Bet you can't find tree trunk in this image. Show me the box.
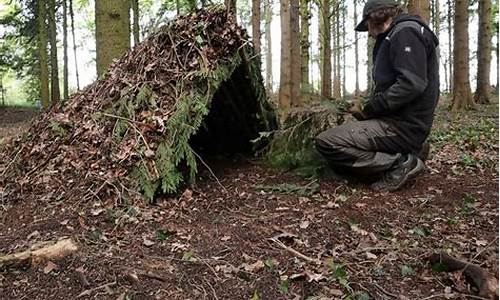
[63,0,69,101]
[341,2,346,98]
[280,0,292,109]
[333,0,341,99]
[252,0,261,56]
[447,0,453,92]
[38,0,50,108]
[48,0,60,104]
[95,0,131,77]
[132,0,140,46]
[300,0,310,89]
[264,0,273,92]
[69,0,80,91]
[225,0,237,22]
[474,0,492,104]
[320,0,331,98]
[354,0,360,96]
[367,37,375,94]
[407,0,431,23]
[452,0,474,111]
[290,0,301,106]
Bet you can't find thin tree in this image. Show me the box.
[452,0,474,110]
[225,0,237,21]
[252,0,261,55]
[132,0,140,46]
[95,0,131,77]
[447,0,453,92]
[38,0,50,108]
[63,0,69,101]
[320,0,331,98]
[367,37,375,94]
[280,0,292,109]
[300,0,310,89]
[474,0,492,104]
[48,0,60,104]
[408,0,431,23]
[290,0,301,105]
[341,1,346,97]
[264,0,273,92]
[333,0,342,99]
[354,0,360,95]
[69,0,80,90]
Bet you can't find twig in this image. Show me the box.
[76,281,116,298]
[1,144,24,177]
[191,149,227,193]
[471,236,499,262]
[268,237,321,265]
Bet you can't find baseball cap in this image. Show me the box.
[355,0,399,32]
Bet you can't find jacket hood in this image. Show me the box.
[393,14,439,47]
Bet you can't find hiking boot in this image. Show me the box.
[370,154,425,192]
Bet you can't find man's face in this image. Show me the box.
[367,19,386,38]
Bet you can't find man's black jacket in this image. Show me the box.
[362,14,440,151]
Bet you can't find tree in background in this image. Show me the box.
[37,0,50,108]
[48,0,60,104]
[279,0,301,108]
[447,0,453,92]
[354,0,360,96]
[452,0,474,111]
[95,0,131,77]
[63,0,69,101]
[319,0,331,98]
[474,0,492,104]
[300,0,310,90]
[264,0,273,92]
[132,0,140,46]
[407,0,430,23]
[69,0,80,91]
[251,0,261,55]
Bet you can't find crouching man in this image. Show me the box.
[315,0,439,192]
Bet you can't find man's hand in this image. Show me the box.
[347,100,367,120]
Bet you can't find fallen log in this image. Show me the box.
[0,239,78,269]
[429,252,499,299]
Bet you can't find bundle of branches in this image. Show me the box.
[255,103,346,178]
[0,6,276,203]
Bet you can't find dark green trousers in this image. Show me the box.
[315,119,415,175]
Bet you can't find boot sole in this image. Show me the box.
[385,158,425,192]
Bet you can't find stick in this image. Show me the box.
[191,149,227,193]
[0,239,78,269]
[268,237,321,265]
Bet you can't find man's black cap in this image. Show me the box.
[355,0,398,32]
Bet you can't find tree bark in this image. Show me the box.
[333,0,341,99]
[264,0,273,92]
[48,0,60,104]
[320,0,331,98]
[63,0,69,101]
[252,0,261,56]
[69,0,80,91]
[474,0,492,104]
[354,0,360,96]
[447,0,453,92]
[290,0,301,106]
[95,0,131,77]
[300,0,310,89]
[225,0,237,22]
[367,37,375,95]
[452,0,474,111]
[132,0,140,46]
[38,0,50,108]
[407,0,431,24]
[280,0,292,109]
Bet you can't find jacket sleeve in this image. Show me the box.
[363,26,428,118]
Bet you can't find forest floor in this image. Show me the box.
[0,99,498,300]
